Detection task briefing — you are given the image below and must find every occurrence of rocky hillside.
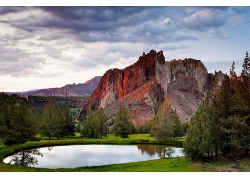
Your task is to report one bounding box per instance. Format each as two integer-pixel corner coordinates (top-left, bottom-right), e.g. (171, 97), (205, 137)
(81, 50), (211, 127)
(19, 76), (102, 97)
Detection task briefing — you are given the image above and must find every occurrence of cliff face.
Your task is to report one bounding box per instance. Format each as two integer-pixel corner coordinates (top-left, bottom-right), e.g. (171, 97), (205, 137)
(81, 50), (210, 126)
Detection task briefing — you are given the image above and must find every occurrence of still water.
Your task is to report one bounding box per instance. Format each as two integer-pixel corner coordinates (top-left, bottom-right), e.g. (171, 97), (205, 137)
(3, 145), (184, 169)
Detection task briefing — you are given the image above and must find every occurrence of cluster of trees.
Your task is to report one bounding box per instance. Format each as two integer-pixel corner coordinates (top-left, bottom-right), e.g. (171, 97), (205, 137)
(80, 106), (109, 139)
(183, 52), (250, 161)
(40, 102), (75, 140)
(0, 93), (75, 145)
(148, 96), (187, 140)
(79, 105), (135, 139)
(27, 95), (88, 112)
(78, 99), (187, 140)
(0, 93), (39, 145)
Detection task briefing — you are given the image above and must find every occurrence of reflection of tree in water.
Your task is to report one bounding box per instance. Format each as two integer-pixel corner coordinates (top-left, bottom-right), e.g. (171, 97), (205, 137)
(48, 147), (53, 151)
(9, 148), (43, 166)
(160, 147), (175, 159)
(137, 145), (165, 156)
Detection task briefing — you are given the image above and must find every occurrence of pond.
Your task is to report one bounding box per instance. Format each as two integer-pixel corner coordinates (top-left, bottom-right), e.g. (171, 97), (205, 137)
(3, 144), (184, 169)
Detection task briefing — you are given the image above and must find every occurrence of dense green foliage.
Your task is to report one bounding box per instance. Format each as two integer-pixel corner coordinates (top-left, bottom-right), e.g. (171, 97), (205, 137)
(112, 105), (135, 138)
(149, 96), (185, 140)
(0, 93), (75, 145)
(27, 95), (88, 111)
(183, 52), (250, 161)
(81, 106), (109, 139)
(40, 102), (75, 140)
(0, 93), (39, 145)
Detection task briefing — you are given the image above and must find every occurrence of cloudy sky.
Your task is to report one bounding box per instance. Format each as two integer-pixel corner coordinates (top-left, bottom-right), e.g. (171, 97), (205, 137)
(0, 2), (250, 92)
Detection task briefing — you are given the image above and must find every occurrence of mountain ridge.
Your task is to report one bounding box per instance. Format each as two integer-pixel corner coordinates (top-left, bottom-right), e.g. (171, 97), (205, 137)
(6, 76), (102, 97)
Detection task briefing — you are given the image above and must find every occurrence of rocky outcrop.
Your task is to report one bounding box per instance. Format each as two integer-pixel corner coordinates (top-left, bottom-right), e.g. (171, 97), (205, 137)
(156, 58), (209, 122)
(81, 50), (210, 126)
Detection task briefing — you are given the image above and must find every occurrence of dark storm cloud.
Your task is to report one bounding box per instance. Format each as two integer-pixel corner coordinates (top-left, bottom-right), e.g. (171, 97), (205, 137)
(7, 6), (163, 33)
(1, 6), (199, 44)
(0, 7), (31, 15)
(39, 6), (160, 24)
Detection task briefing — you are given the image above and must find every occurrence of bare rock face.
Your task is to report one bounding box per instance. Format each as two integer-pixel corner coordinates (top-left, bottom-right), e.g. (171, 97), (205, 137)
(156, 58), (209, 122)
(81, 50), (210, 126)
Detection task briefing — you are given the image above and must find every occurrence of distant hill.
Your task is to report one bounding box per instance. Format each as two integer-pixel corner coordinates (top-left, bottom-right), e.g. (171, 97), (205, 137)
(8, 76), (102, 97)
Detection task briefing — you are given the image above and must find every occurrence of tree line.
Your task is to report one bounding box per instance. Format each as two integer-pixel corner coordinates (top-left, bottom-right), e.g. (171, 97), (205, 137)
(1, 88), (188, 145)
(0, 94), (75, 145)
(77, 98), (188, 140)
(183, 52), (250, 161)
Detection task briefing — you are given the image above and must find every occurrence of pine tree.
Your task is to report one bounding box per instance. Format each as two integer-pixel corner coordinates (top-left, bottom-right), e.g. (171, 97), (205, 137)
(81, 106), (98, 139)
(4, 101), (38, 145)
(41, 101), (55, 140)
(53, 108), (65, 139)
(172, 109), (182, 138)
(63, 107), (75, 137)
(96, 107), (108, 139)
(113, 105), (132, 138)
(149, 96), (175, 140)
(183, 102), (213, 162)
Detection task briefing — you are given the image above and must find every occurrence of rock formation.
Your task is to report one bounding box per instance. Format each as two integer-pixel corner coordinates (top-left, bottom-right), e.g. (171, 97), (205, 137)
(18, 76), (102, 97)
(81, 50), (210, 127)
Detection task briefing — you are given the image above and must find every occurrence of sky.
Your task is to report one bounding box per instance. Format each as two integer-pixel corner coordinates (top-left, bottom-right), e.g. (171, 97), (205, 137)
(0, 1), (250, 92)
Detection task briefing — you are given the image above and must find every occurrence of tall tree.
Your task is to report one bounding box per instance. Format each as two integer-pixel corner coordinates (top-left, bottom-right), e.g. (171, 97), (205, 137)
(81, 106), (98, 139)
(41, 101), (55, 140)
(63, 106), (75, 137)
(113, 105), (132, 138)
(172, 109), (182, 138)
(183, 102), (213, 162)
(149, 96), (175, 140)
(53, 108), (65, 140)
(0, 113), (7, 144)
(4, 101), (38, 145)
(96, 107), (108, 139)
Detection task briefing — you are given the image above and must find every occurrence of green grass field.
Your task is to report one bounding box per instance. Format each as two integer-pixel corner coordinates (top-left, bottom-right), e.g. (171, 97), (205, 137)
(0, 134), (250, 172)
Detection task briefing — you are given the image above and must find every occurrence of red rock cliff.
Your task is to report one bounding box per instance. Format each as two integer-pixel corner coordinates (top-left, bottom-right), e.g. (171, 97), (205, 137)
(81, 50), (209, 126)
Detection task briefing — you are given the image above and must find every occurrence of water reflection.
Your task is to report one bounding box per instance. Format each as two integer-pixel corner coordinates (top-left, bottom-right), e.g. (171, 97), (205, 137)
(160, 147), (175, 159)
(137, 145), (164, 157)
(8, 149), (43, 166)
(3, 145), (184, 168)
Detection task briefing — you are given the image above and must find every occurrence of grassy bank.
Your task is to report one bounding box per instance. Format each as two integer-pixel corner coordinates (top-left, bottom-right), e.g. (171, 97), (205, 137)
(1, 134), (250, 172)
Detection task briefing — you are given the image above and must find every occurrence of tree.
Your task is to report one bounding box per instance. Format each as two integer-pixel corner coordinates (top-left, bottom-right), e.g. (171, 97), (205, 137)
(172, 109), (182, 138)
(96, 107), (108, 139)
(113, 105), (132, 138)
(53, 108), (65, 140)
(81, 106), (98, 139)
(41, 101), (55, 140)
(63, 106), (75, 137)
(4, 101), (38, 145)
(0, 114), (7, 144)
(149, 96), (175, 140)
(183, 102), (213, 162)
